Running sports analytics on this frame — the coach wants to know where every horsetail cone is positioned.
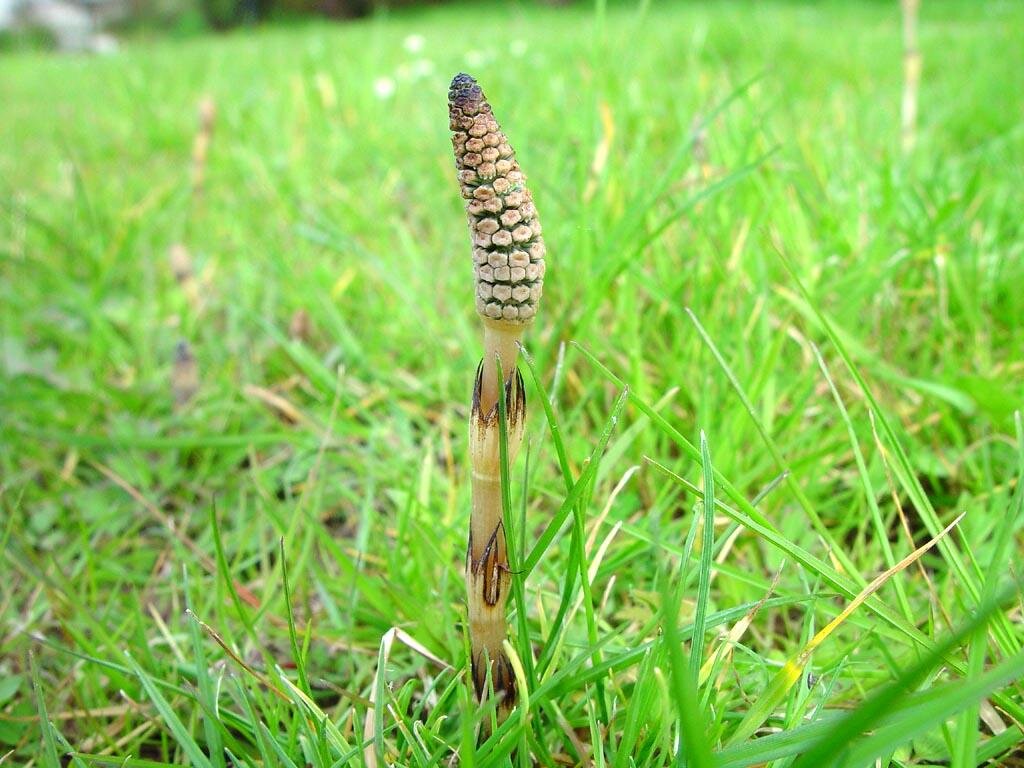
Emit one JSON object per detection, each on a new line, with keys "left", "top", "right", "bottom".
{"left": 449, "top": 74, "right": 546, "bottom": 326}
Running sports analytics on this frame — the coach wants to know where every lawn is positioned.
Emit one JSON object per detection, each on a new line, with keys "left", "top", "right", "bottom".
{"left": 2, "top": 0, "right": 1024, "bottom": 765}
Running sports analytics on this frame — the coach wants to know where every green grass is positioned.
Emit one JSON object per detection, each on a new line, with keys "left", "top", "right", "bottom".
{"left": 2, "top": 0, "right": 1024, "bottom": 765}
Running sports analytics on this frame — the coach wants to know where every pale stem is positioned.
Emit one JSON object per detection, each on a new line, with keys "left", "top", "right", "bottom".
{"left": 467, "top": 319, "right": 527, "bottom": 712}
{"left": 480, "top": 321, "right": 523, "bottom": 416}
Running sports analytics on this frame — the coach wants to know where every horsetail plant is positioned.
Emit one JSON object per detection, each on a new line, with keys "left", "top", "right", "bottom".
{"left": 448, "top": 73, "right": 546, "bottom": 714}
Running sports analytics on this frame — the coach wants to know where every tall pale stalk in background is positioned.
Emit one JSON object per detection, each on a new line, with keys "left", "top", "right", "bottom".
{"left": 900, "top": 0, "right": 921, "bottom": 153}
{"left": 191, "top": 96, "right": 216, "bottom": 196}
{"left": 448, "top": 73, "right": 546, "bottom": 713}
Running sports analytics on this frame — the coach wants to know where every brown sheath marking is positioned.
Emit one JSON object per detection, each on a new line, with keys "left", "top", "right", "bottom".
{"left": 468, "top": 521, "right": 508, "bottom": 606}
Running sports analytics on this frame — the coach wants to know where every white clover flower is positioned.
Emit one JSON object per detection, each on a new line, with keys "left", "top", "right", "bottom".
{"left": 403, "top": 34, "right": 425, "bottom": 54}
{"left": 373, "top": 76, "right": 396, "bottom": 100}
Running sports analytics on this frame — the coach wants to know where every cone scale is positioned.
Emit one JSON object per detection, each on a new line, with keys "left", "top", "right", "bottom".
{"left": 449, "top": 73, "right": 546, "bottom": 713}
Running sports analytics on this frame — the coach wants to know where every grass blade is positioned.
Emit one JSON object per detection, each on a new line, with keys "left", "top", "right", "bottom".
{"left": 123, "top": 651, "right": 215, "bottom": 768}
{"left": 279, "top": 538, "right": 311, "bottom": 697}
{"left": 689, "top": 431, "right": 715, "bottom": 685}
{"left": 30, "top": 651, "right": 62, "bottom": 768}
{"left": 183, "top": 566, "right": 227, "bottom": 768}
{"left": 662, "top": 575, "right": 714, "bottom": 767}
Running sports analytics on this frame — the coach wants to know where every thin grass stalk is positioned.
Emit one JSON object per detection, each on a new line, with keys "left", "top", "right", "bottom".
{"left": 448, "top": 73, "right": 546, "bottom": 715}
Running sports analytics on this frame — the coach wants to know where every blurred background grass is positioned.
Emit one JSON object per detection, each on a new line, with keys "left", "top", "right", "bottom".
{"left": 2, "top": 0, "right": 1024, "bottom": 764}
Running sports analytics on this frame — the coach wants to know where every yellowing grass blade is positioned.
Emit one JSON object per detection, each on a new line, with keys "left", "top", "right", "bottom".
{"left": 502, "top": 640, "right": 530, "bottom": 717}
{"left": 727, "top": 511, "right": 966, "bottom": 745}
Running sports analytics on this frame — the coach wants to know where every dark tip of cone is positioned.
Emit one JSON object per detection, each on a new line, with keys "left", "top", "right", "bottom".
{"left": 449, "top": 72, "right": 482, "bottom": 107}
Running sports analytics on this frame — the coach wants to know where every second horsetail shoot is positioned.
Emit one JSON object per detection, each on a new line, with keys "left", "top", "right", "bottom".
{"left": 448, "top": 72, "right": 546, "bottom": 713}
